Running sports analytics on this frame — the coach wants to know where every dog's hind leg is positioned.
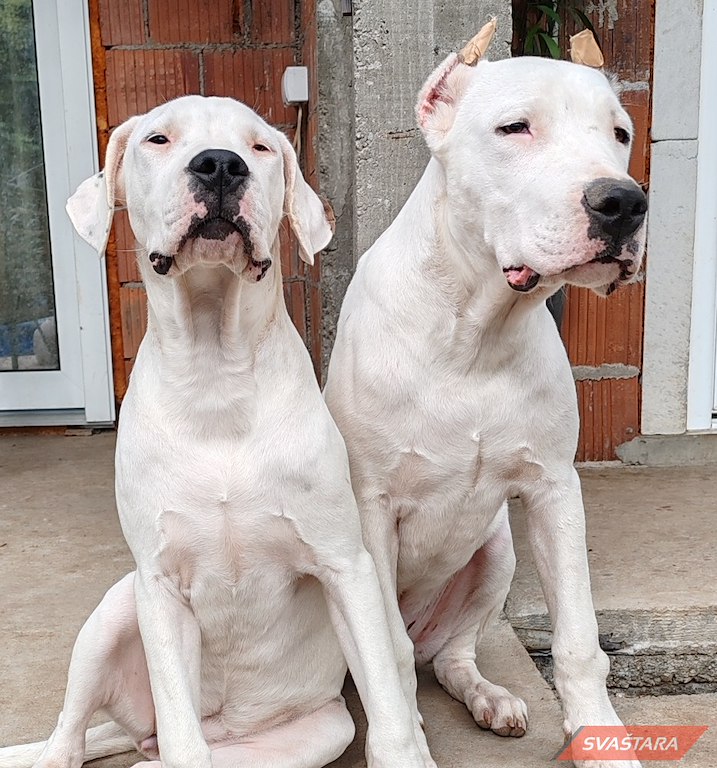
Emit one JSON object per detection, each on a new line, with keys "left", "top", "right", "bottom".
{"left": 407, "top": 505, "right": 528, "bottom": 737}
{"left": 29, "top": 572, "right": 154, "bottom": 768}
{"left": 129, "top": 699, "right": 355, "bottom": 768}
{"left": 0, "top": 723, "right": 134, "bottom": 768}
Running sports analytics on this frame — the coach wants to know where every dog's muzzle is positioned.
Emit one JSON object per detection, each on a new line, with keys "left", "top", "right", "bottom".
{"left": 184, "top": 148, "right": 251, "bottom": 242}
{"left": 503, "top": 179, "right": 647, "bottom": 294}
{"left": 149, "top": 150, "right": 254, "bottom": 276}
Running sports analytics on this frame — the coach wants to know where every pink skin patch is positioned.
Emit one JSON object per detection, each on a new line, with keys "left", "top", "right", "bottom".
{"left": 401, "top": 544, "right": 494, "bottom": 665}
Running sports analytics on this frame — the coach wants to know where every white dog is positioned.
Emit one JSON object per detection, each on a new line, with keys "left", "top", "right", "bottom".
{"left": 324, "top": 54, "right": 647, "bottom": 768}
{"left": 0, "top": 97, "right": 434, "bottom": 768}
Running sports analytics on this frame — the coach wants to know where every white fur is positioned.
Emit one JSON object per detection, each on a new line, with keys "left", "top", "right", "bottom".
{"left": 325, "top": 56, "right": 647, "bottom": 768}
{"left": 0, "top": 96, "right": 433, "bottom": 768}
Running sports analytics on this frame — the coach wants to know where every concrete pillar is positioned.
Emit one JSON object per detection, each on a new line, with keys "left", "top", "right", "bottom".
{"left": 352, "top": 0, "right": 512, "bottom": 257}
{"left": 318, "top": 0, "right": 512, "bottom": 373}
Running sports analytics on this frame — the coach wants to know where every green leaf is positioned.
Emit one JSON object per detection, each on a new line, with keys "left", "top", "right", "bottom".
{"left": 525, "top": 27, "right": 538, "bottom": 54}
{"left": 569, "top": 7, "right": 599, "bottom": 36}
{"left": 539, "top": 31, "right": 562, "bottom": 58}
{"left": 524, "top": 21, "right": 543, "bottom": 54}
{"left": 536, "top": 4, "right": 562, "bottom": 24}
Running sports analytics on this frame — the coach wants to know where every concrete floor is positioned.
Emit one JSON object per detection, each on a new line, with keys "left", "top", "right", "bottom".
{"left": 509, "top": 463, "right": 717, "bottom": 616}
{"left": 0, "top": 434, "right": 714, "bottom": 767}
{"left": 507, "top": 464, "right": 717, "bottom": 696}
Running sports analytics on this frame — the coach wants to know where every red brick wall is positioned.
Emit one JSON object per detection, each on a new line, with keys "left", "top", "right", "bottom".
{"left": 89, "top": 0, "right": 321, "bottom": 403}
{"left": 558, "top": 0, "right": 653, "bottom": 461}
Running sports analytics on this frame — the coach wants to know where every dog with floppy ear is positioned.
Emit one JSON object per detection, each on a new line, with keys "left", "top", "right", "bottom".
{"left": 0, "top": 95, "right": 435, "bottom": 768}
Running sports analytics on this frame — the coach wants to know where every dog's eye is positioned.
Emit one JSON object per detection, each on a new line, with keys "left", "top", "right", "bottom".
{"left": 253, "top": 143, "right": 271, "bottom": 152}
{"left": 498, "top": 122, "right": 530, "bottom": 135}
{"left": 147, "top": 134, "right": 169, "bottom": 145}
{"left": 614, "top": 127, "right": 631, "bottom": 145}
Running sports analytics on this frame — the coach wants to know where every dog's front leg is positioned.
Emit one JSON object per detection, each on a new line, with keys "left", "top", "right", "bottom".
{"left": 134, "top": 569, "right": 210, "bottom": 768}
{"left": 320, "top": 549, "right": 434, "bottom": 768}
{"left": 356, "top": 497, "right": 425, "bottom": 728}
{"left": 522, "top": 467, "right": 642, "bottom": 768}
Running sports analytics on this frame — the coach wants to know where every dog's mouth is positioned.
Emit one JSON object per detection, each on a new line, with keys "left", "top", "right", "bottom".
{"left": 149, "top": 215, "right": 254, "bottom": 276}
{"left": 503, "top": 252, "right": 637, "bottom": 295}
{"left": 503, "top": 265, "right": 541, "bottom": 292}
{"left": 185, "top": 215, "right": 243, "bottom": 243}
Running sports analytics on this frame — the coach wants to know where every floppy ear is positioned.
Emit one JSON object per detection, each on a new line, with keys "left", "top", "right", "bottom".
{"left": 416, "top": 21, "right": 496, "bottom": 151}
{"left": 66, "top": 116, "right": 140, "bottom": 254}
{"left": 278, "top": 132, "right": 334, "bottom": 266}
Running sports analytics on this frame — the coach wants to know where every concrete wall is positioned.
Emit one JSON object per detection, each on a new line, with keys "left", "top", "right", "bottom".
{"left": 317, "top": 0, "right": 355, "bottom": 378}
{"left": 318, "top": 0, "right": 512, "bottom": 375}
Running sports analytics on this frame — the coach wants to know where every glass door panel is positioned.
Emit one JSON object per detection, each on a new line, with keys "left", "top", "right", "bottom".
{"left": 0, "top": 0, "right": 59, "bottom": 372}
{"left": 0, "top": 0, "right": 114, "bottom": 424}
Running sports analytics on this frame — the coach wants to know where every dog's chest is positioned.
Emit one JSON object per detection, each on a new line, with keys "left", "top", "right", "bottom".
{"left": 156, "top": 492, "right": 345, "bottom": 732}
{"left": 384, "top": 381, "right": 547, "bottom": 589}
{"left": 153, "top": 449, "right": 301, "bottom": 587}
{"left": 386, "top": 381, "right": 544, "bottom": 507}
{"left": 156, "top": 494, "right": 297, "bottom": 592}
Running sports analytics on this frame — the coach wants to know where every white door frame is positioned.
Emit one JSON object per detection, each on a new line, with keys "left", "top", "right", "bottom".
{"left": 686, "top": 0, "right": 717, "bottom": 431}
{"left": 0, "top": 0, "right": 114, "bottom": 426}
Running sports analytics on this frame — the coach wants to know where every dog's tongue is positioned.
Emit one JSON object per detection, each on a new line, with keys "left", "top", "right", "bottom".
{"left": 503, "top": 265, "right": 540, "bottom": 291}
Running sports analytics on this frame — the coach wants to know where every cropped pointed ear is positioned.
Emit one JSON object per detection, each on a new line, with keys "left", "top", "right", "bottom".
{"left": 278, "top": 132, "right": 334, "bottom": 266}
{"left": 416, "top": 54, "right": 475, "bottom": 150}
{"left": 66, "top": 116, "right": 140, "bottom": 254}
{"left": 416, "top": 21, "right": 496, "bottom": 151}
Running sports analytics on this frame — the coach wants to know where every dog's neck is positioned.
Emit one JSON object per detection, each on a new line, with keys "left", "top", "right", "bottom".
{"left": 137, "top": 243, "right": 283, "bottom": 434}
{"left": 395, "top": 158, "right": 556, "bottom": 369}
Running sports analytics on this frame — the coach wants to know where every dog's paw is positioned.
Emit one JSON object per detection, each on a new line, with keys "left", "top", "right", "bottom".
{"left": 467, "top": 682, "right": 528, "bottom": 737}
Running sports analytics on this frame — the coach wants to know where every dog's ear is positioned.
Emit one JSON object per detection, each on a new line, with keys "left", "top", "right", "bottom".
{"left": 416, "top": 22, "right": 496, "bottom": 150}
{"left": 416, "top": 55, "right": 476, "bottom": 149}
{"left": 66, "top": 116, "right": 140, "bottom": 254}
{"left": 278, "top": 132, "right": 334, "bottom": 266}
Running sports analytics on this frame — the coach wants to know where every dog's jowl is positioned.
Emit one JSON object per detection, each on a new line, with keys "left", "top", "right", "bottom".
{"left": 325, "top": 55, "right": 647, "bottom": 768}
{"left": 0, "top": 97, "right": 434, "bottom": 768}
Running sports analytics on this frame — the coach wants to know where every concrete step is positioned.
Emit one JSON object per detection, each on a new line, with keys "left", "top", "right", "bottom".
{"left": 610, "top": 692, "right": 717, "bottom": 767}
{"left": 506, "top": 464, "right": 717, "bottom": 694}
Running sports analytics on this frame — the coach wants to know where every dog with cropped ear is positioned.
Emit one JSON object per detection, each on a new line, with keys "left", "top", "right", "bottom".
{"left": 325, "top": 25, "right": 647, "bottom": 768}
{"left": 0, "top": 96, "right": 436, "bottom": 768}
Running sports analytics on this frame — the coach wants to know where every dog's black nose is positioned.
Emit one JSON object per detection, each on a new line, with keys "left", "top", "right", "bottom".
{"left": 583, "top": 178, "right": 647, "bottom": 241}
{"left": 187, "top": 149, "right": 249, "bottom": 194}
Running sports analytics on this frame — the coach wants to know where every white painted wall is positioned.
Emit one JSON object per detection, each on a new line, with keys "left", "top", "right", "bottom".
{"left": 642, "top": 0, "right": 706, "bottom": 435}
{"left": 686, "top": 0, "right": 717, "bottom": 430}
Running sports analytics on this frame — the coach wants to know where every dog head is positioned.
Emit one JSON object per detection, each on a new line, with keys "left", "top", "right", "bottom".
{"left": 417, "top": 54, "right": 647, "bottom": 296}
{"left": 67, "top": 96, "right": 333, "bottom": 280}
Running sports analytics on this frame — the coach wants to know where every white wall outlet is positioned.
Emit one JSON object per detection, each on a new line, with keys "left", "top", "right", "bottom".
{"left": 282, "top": 66, "right": 309, "bottom": 106}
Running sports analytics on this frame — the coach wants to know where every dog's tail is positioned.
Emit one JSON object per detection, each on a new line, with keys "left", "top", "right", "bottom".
{"left": 0, "top": 722, "right": 136, "bottom": 768}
